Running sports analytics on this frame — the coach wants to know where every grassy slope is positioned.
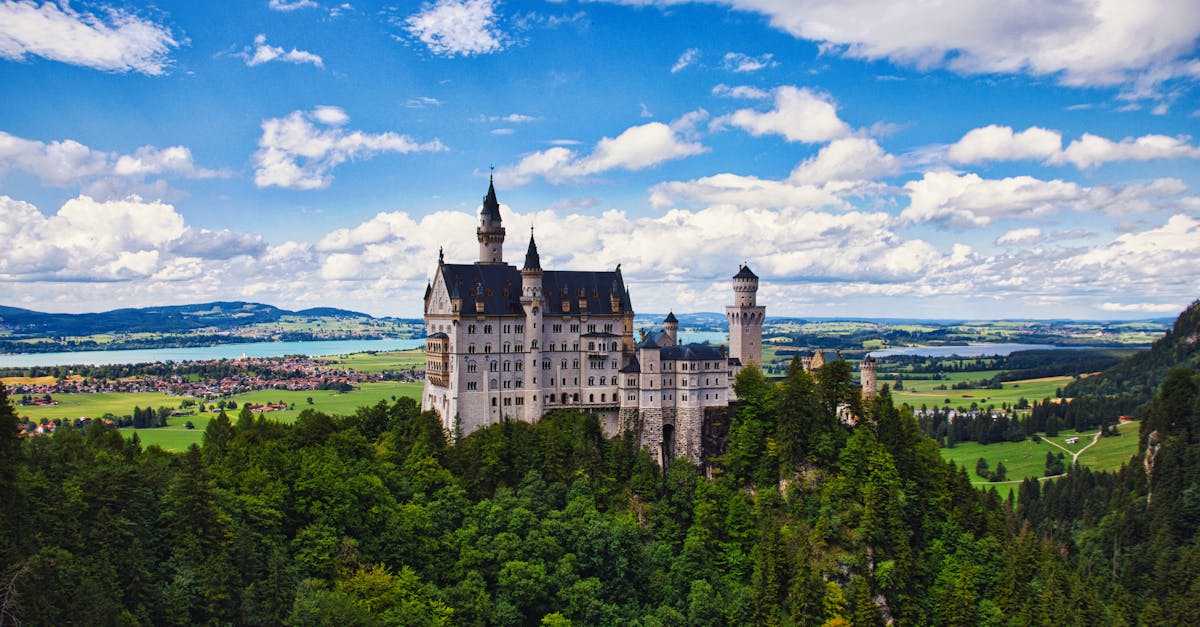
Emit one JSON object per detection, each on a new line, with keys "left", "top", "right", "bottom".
{"left": 939, "top": 420, "right": 1141, "bottom": 499}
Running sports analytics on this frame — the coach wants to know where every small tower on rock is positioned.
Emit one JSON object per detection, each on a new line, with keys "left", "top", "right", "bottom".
{"left": 861, "top": 355, "right": 878, "bottom": 400}
{"left": 726, "top": 264, "right": 765, "bottom": 366}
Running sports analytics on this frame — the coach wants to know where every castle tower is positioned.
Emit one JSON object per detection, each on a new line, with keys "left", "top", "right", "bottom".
{"left": 861, "top": 355, "right": 878, "bottom": 400}
{"left": 726, "top": 264, "right": 765, "bottom": 366}
{"left": 663, "top": 311, "right": 678, "bottom": 347}
{"left": 476, "top": 176, "right": 505, "bottom": 264}
{"left": 520, "top": 229, "right": 544, "bottom": 420}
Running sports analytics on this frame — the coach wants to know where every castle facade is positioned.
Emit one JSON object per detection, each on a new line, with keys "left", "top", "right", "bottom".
{"left": 422, "top": 180, "right": 762, "bottom": 464}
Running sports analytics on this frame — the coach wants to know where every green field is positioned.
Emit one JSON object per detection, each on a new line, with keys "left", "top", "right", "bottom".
{"left": 939, "top": 420, "right": 1142, "bottom": 499}
{"left": 891, "top": 372, "right": 1073, "bottom": 409}
{"left": 322, "top": 349, "right": 425, "bottom": 373}
{"left": 16, "top": 381, "right": 424, "bottom": 451}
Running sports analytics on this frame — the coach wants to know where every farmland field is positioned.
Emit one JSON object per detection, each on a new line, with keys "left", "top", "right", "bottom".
{"left": 891, "top": 373, "right": 1074, "bottom": 409}
{"left": 323, "top": 349, "right": 425, "bottom": 373}
{"left": 15, "top": 381, "right": 424, "bottom": 451}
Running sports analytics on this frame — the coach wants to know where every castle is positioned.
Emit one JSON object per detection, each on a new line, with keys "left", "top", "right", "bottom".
{"left": 422, "top": 179, "right": 764, "bottom": 464}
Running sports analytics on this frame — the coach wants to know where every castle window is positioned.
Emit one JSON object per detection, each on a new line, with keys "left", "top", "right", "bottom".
{"left": 492, "top": 398, "right": 497, "bottom": 406}
{"left": 589, "top": 394, "right": 594, "bottom": 402}
{"left": 542, "top": 361, "right": 550, "bottom": 370}
{"left": 611, "top": 343, "right": 618, "bottom": 351}
{"left": 484, "top": 324, "right": 492, "bottom": 333}
{"left": 572, "top": 359, "right": 580, "bottom": 369}
{"left": 490, "top": 361, "right": 498, "bottom": 372}
{"left": 553, "top": 324, "right": 562, "bottom": 333}
{"left": 561, "top": 360, "right": 567, "bottom": 369}
{"left": 516, "top": 380, "right": 523, "bottom": 388}
{"left": 588, "top": 341, "right": 595, "bottom": 351}
{"left": 570, "top": 324, "right": 580, "bottom": 333}
{"left": 503, "top": 381, "right": 510, "bottom": 389}
{"left": 601, "top": 393, "right": 606, "bottom": 402}
{"left": 561, "top": 393, "right": 568, "bottom": 403}
{"left": 573, "top": 343, "right": 579, "bottom": 351}
{"left": 467, "top": 363, "right": 477, "bottom": 374}
{"left": 515, "top": 324, "right": 524, "bottom": 332}
{"left": 515, "top": 361, "right": 523, "bottom": 371}
{"left": 604, "top": 323, "right": 613, "bottom": 332}
{"left": 588, "top": 376, "right": 595, "bottom": 386}
{"left": 484, "top": 344, "right": 492, "bottom": 354}
{"left": 503, "top": 361, "right": 511, "bottom": 371}
{"left": 572, "top": 394, "right": 579, "bottom": 402}
{"left": 503, "top": 325, "right": 510, "bottom": 333}
{"left": 467, "top": 382, "right": 477, "bottom": 390}
{"left": 587, "top": 324, "right": 596, "bottom": 333}
{"left": 516, "top": 397, "right": 524, "bottom": 405}
{"left": 503, "top": 398, "right": 511, "bottom": 406}
{"left": 489, "top": 379, "right": 498, "bottom": 390}
{"left": 515, "top": 344, "right": 524, "bottom": 352}
{"left": 530, "top": 340, "right": 537, "bottom": 349}
{"left": 611, "top": 360, "right": 617, "bottom": 369}
{"left": 682, "top": 394, "right": 688, "bottom": 401}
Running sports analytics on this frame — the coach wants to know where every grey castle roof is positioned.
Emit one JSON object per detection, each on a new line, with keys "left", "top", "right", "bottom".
{"left": 661, "top": 344, "right": 727, "bottom": 361}
{"left": 482, "top": 177, "right": 501, "bottom": 220}
{"left": 664, "top": 311, "right": 678, "bottom": 324}
{"left": 619, "top": 356, "right": 641, "bottom": 373}
{"left": 436, "top": 263, "right": 633, "bottom": 317}
{"left": 522, "top": 231, "right": 541, "bottom": 271}
{"left": 427, "top": 332, "right": 449, "bottom": 339}
{"left": 733, "top": 264, "right": 758, "bottom": 280}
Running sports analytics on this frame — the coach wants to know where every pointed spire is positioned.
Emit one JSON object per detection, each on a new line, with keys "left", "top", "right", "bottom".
{"left": 482, "top": 173, "right": 501, "bottom": 220}
{"left": 438, "top": 246, "right": 444, "bottom": 264}
{"left": 664, "top": 311, "right": 678, "bottom": 324}
{"left": 522, "top": 226, "right": 541, "bottom": 271}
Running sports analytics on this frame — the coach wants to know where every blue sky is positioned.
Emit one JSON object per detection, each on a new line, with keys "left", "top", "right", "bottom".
{"left": 0, "top": 0, "right": 1198, "bottom": 319}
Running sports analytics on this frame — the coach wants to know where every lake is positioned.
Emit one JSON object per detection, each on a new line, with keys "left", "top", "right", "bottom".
{"left": 868, "top": 343, "right": 1097, "bottom": 358}
{"left": 1, "top": 331, "right": 731, "bottom": 368}
{"left": 0, "top": 338, "right": 426, "bottom": 368}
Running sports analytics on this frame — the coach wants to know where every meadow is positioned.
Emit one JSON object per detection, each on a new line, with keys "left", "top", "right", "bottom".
{"left": 939, "top": 420, "right": 1141, "bottom": 499}
{"left": 891, "top": 372, "right": 1072, "bottom": 409}
{"left": 14, "top": 381, "right": 424, "bottom": 451}
{"left": 321, "top": 349, "right": 425, "bottom": 373}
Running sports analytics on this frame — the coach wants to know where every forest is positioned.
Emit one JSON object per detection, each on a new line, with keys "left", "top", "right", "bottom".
{"left": 2, "top": 338, "right": 1199, "bottom": 625}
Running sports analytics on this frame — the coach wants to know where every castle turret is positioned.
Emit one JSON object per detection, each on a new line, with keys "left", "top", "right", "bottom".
{"left": 476, "top": 176, "right": 505, "bottom": 264}
{"left": 520, "top": 228, "right": 543, "bottom": 419}
{"left": 861, "top": 355, "right": 878, "bottom": 401}
{"left": 663, "top": 311, "right": 678, "bottom": 347}
{"left": 726, "top": 264, "right": 765, "bottom": 366}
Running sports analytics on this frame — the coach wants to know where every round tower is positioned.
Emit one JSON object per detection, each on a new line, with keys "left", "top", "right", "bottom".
{"left": 663, "top": 311, "right": 678, "bottom": 347}
{"left": 861, "top": 355, "right": 878, "bottom": 400}
{"left": 477, "top": 176, "right": 505, "bottom": 264}
{"left": 520, "top": 228, "right": 543, "bottom": 420}
{"left": 726, "top": 264, "right": 765, "bottom": 366}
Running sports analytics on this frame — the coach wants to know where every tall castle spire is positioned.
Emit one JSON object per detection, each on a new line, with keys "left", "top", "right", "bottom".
{"left": 476, "top": 173, "right": 506, "bottom": 264}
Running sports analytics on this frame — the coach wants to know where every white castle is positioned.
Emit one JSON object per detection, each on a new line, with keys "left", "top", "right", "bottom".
{"left": 421, "top": 179, "right": 764, "bottom": 464}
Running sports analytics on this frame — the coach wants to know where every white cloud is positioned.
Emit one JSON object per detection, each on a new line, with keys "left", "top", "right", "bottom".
{"left": 671, "top": 47, "right": 699, "bottom": 72}
{"left": 712, "top": 84, "right": 770, "bottom": 99}
{"left": 243, "top": 34, "right": 324, "bottom": 68}
{"left": 0, "top": 130, "right": 225, "bottom": 195}
{"left": 269, "top": 0, "right": 318, "bottom": 10}
{"left": 995, "top": 227, "right": 1043, "bottom": 247}
{"left": 0, "top": 0, "right": 178, "bottom": 75}
{"left": 723, "top": 51, "right": 777, "bottom": 72}
{"left": 716, "top": 85, "right": 851, "bottom": 143}
{"left": 788, "top": 137, "right": 901, "bottom": 184}
{"left": 902, "top": 172, "right": 1081, "bottom": 228}
{"left": 476, "top": 113, "right": 537, "bottom": 123}
{"left": 947, "top": 125, "right": 1062, "bottom": 164}
{"left": 496, "top": 114, "right": 708, "bottom": 186}
{"left": 902, "top": 171, "right": 1189, "bottom": 228}
{"left": 253, "top": 106, "right": 447, "bottom": 190}
{"left": 1053, "top": 133, "right": 1200, "bottom": 169}
{"left": 406, "top": 96, "right": 443, "bottom": 108}
{"left": 695, "top": 0, "right": 1200, "bottom": 96}
{"left": 649, "top": 173, "right": 847, "bottom": 210}
{"left": 404, "top": 0, "right": 505, "bottom": 57}
{"left": 1100, "top": 301, "right": 1185, "bottom": 313}
{"left": 1069, "top": 214, "right": 1200, "bottom": 287}
{"left": 946, "top": 125, "right": 1200, "bottom": 169}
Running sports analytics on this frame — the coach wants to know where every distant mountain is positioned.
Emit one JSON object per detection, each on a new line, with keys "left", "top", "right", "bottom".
{"left": 1065, "top": 299, "right": 1200, "bottom": 408}
{"left": 0, "top": 301, "right": 376, "bottom": 337}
